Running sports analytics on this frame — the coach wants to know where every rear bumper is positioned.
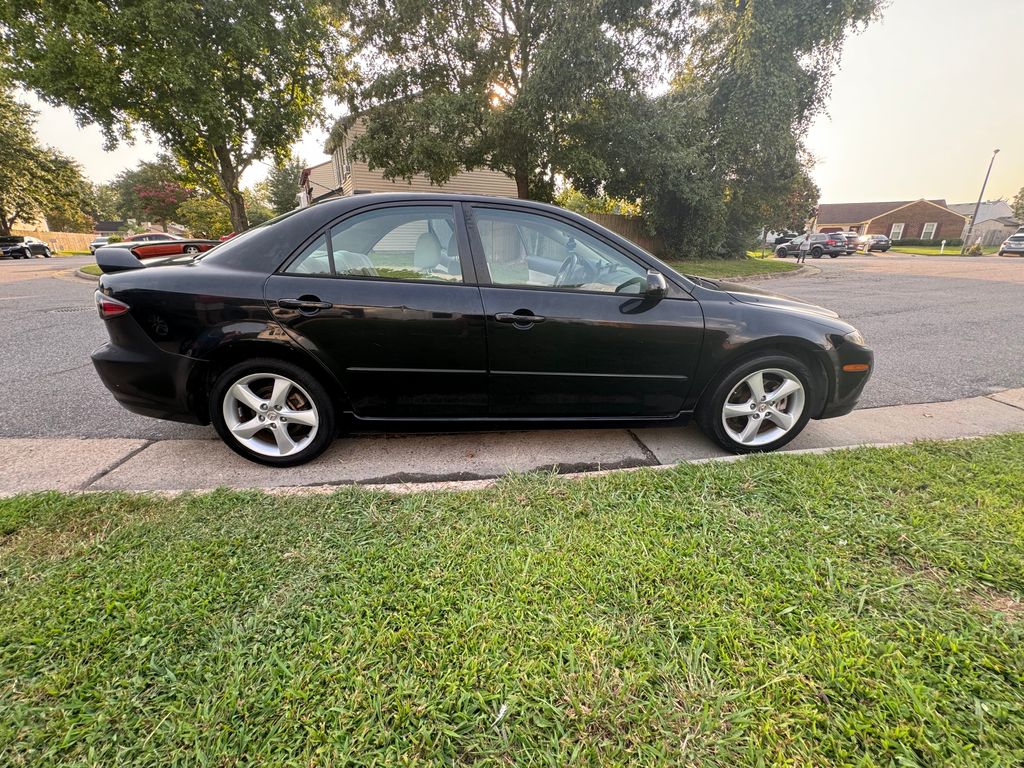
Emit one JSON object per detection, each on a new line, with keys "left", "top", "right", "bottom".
{"left": 92, "top": 338, "right": 207, "bottom": 424}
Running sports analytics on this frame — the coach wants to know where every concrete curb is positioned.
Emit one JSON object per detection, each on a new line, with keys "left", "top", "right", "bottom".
{"left": 74, "top": 268, "right": 99, "bottom": 282}
{"left": 2, "top": 388, "right": 1023, "bottom": 497}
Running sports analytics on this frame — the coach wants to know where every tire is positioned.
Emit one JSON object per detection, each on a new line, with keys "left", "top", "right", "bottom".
{"left": 42, "top": 249, "right": 51, "bottom": 258}
{"left": 184, "top": 245, "right": 200, "bottom": 256}
{"left": 775, "top": 247, "right": 787, "bottom": 259}
{"left": 829, "top": 253, "right": 839, "bottom": 258}
{"left": 811, "top": 247, "right": 823, "bottom": 259}
{"left": 696, "top": 353, "right": 816, "bottom": 454}
{"left": 210, "top": 357, "right": 336, "bottom": 467}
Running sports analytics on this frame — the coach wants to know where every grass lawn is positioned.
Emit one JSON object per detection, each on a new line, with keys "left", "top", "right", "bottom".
{"left": 665, "top": 254, "right": 799, "bottom": 279}
{"left": 892, "top": 245, "right": 1000, "bottom": 256}
{"left": 78, "top": 263, "right": 101, "bottom": 276}
{"left": 2, "top": 436, "right": 1023, "bottom": 765}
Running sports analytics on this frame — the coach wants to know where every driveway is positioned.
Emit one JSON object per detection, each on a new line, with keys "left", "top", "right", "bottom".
{"left": 2, "top": 253, "right": 1023, "bottom": 438}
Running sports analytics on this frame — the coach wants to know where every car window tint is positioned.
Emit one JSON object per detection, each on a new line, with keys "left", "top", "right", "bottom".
{"left": 473, "top": 208, "right": 647, "bottom": 294}
{"left": 285, "top": 234, "right": 333, "bottom": 275}
{"left": 330, "top": 206, "right": 462, "bottom": 282}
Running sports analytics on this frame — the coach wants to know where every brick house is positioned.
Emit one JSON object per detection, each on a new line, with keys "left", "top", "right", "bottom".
{"left": 812, "top": 199, "right": 967, "bottom": 242}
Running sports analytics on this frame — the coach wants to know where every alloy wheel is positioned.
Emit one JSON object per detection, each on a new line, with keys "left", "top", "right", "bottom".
{"left": 721, "top": 368, "right": 805, "bottom": 447}
{"left": 222, "top": 373, "right": 319, "bottom": 457}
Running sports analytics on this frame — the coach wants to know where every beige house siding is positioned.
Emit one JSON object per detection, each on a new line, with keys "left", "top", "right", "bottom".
{"left": 334, "top": 118, "right": 518, "bottom": 199}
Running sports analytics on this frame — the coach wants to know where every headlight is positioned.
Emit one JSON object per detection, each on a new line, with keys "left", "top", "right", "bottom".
{"left": 844, "top": 330, "right": 867, "bottom": 346}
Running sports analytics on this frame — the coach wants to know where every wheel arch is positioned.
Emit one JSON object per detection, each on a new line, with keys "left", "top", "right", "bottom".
{"left": 187, "top": 339, "right": 351, "bottom": 424}
{"left": 691, "top": 337, "right": 832, "bottom": 418}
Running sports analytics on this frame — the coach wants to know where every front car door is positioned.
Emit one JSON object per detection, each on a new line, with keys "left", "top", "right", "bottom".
{"left": 265, "top": 203, "right": 488, "bottom": 418}
{"left": 465, "top": 204, "right": 704, "bottom": 418}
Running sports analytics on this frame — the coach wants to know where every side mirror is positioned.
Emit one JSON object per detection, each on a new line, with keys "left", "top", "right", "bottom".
{"left": 645, "top": 269, "right": 668, "bottom": 298}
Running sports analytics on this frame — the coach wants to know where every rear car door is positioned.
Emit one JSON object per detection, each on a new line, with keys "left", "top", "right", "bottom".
{"left": 465, "top": 204, "right": 703, "bottom": 418}
{"left": 264, "top": 203, "right": 489, "bottom": 418}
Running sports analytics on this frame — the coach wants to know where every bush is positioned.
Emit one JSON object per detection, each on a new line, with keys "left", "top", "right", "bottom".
{"left": 106, "top": 235, "right": 122, "bottom": 244}
{"left": 892, "top": 238, "right": 962, "bottom": 247}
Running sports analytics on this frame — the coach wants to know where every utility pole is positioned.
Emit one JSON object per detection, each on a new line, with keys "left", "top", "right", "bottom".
{"left": 961, "top": 149, "right": 1000, "bottom": 254}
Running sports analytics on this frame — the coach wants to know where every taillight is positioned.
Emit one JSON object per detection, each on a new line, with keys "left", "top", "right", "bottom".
{"left": 827, "top": 239, "right": 837, "bottom": 245}
{"left": 95, "top": 290, "right": 130, "bottom": 319}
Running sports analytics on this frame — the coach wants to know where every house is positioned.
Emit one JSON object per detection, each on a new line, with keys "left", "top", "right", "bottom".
{"left": 93, "top": 220, "right": 128, "bottom": 235}
{"left": 297, "top": 160, "right": 339, "bottom": 207}
{"left": 298, "top": 116, "right": 518, "bottom": 207}
{"left": 811, "top": 199, "right": 966, "bottom": 242}
{"left": 948, "top": 200, "right": 1021, "bottom": 247}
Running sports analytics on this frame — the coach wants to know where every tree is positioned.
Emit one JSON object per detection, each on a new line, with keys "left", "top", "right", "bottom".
{"left": 600, "top": 0, "right": 879, "bottom": 256}
{"left": 176, "top": 197, "right": 233, "bottom": 240}
{"left": 266, "top": 155, "right": 306, "bottom": 215}
{"left": 42, "top": 155, "right": 94, "bottom": 231}
{"left": 89, "top": 183, "right": 122, "bottom": 222}
{"left": 0, "top": 89, "right": 90, "bottom": 235}
{"left": 176, "top": 187, "right": 273, "bottom": 239}
{"left": 1013, "top": 187, "right": 1024, "bottom": 222}
{"left": 335, "top": 0, "right": 681, "bottom": 199}
{"left": 110, "top": 157, "right": 192, "bottom": 230}
{"left": 2, "top": 0, "right": 342, "bottom": 233}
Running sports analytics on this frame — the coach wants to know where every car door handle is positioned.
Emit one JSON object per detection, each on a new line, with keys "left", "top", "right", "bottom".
{"left": 495, "top": 312, "right": 546, "bottom": 325}
{"left": 278, "top": 298, "right": 333, "bottom": 311}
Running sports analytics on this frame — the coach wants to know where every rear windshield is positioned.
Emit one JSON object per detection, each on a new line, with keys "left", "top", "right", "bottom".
{"left": 0, "top": 237, "right": 25, "bottom": 244}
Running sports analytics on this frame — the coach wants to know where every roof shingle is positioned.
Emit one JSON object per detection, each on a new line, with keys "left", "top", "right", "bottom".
{"left": 816, "top": 200, "right": 948, "bottom": 225}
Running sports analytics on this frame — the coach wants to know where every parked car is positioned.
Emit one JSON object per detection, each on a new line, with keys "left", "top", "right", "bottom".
{"left": 775, "top": 233, "right": 844, "bottom": 259}
{"left": 998, "top": 233, "right": 1024, "bottom": 256}
{"left": 771, "top": 231, "right": 800, "bottom": 246}
{"left": 92, "top": 194, "right": 873, "bottom": 467}
{"left": 0, "top": 235, "right": 52, "bottom": 259}
{"left": 863, "top": 234, "right": 891, "bottom": 252}
{"left": 95, "top": 238, "right": 219, "bottom": 260}
{"left": 123, "top": 232, "right": 183, "bottom": 243}
{"left": 833, "top": 232, "right": 860, "bottom": 255}
{"left": 89, "top": 236, "right": 112, "bottom": 254}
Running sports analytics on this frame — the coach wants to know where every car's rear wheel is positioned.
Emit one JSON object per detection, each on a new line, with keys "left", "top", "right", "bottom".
{"left": 697, "top": 354, "right": 815, "bottom": 454}
{"left": 184, "top": 245, "right": 200, "bottom": 255}
{"left": 210, "top": 358, "right": 335, "bottom": 467}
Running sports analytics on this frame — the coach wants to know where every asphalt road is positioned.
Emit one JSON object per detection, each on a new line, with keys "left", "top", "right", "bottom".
{"left": 1, "top": 253, "right": 1021, "bottom": 439}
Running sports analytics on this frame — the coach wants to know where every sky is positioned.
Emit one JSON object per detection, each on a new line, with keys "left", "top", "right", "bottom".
{"left": 22, "top": 0, "right": 1024, "bottom": 206}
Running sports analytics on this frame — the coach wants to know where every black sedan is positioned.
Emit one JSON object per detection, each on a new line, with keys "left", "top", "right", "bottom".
{"left": 91, "top": 194, "right": 873, "bottom": 466}
{"left": 1, "top": 235, "right": 52, "bottom": 258}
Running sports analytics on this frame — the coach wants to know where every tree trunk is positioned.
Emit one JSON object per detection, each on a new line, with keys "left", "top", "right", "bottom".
{"left": 514, "top": 168, "right": 530, "bottom": 199}
{"left": 0, "top": 217, "right": 11, "bottom": 236}
{"left": 212, "top": 143, "right": 250, "bottom": 233}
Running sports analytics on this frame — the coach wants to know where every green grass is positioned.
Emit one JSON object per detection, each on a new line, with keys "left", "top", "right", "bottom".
{"left": 57, "top": 250, "right": 92, "bottom": 256}
{"left": 2, "top": 436, "right": 1023, "bottom": 765}
{"left": 892, "top": 245, "right": 1000, "bottom": 256}
{"left": 78, "top": 263, "right": 101, "bottom": 276}
{"left": 666, "top": 254, "right": 799, "bottom": 279}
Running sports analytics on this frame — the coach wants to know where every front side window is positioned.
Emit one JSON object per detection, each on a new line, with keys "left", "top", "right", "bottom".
{"left": 473, "top": 208, "right": 648, "bottom": 294}
{"left": 285, "top": 206, "right": 463, "bottom": 283}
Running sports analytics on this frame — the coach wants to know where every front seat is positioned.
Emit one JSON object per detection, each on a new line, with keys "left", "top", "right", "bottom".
{"left": 334, "top": 249, "right": 377, "bottom": 277}
{"left": 414, "top": 232, "right": 442, "bottom": 274}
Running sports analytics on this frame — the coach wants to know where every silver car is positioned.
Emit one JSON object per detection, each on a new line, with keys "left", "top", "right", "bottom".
{"left": 998, "top": 233, "right": 1024, "bottom": 256}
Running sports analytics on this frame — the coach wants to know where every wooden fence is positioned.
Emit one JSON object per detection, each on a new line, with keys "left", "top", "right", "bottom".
{"left": 12, "top": 229, "right": 95, "bottom": 253}
{"left": 581, "top": 213, "right": 665, "bottom": 256}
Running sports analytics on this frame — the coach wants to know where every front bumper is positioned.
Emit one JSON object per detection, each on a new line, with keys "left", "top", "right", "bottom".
{"left": 91, "top": 319, "right": 207, "bottom": 424}
{"left": 818, "top": 343, "right": 874, "bottom": 419}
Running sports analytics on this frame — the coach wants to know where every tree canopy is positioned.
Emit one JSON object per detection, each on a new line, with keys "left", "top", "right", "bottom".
{"left": 0, "top": 89, "right": 91, "bottom": 235}
{"left": 336, "top": 0, "right": 682, "bottom": 199}
{"left": 1, "top": 0, "right": 343, "bottom": 233}
{"left": 266, "top": 155, "right": 307, "bottom": 216}
{"left": 110, "top": 157, "right": 193, "bottom": 231}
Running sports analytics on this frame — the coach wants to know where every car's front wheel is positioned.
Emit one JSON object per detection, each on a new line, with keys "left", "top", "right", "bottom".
{"left": 210, "top": 358, "right": 336, "bottom": 467}
{"left": 775, "top": 247, "right": 788, "bottom": 258}
{"left": 697, "top": 354, "right": 815, "bottom": 454}
{"left": 811, "top": 247, "right": 823, "bottom": 259}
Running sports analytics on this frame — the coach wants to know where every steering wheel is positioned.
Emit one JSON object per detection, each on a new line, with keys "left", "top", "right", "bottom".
{"left": 554, "top": 252, "right": 583, "bottom": 287}
{"left": 614, "top": 276, "right": 645, "bottom": 294}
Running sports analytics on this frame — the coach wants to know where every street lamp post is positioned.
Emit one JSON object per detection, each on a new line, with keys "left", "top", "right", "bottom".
{"left": 961, "top": 149, "right": 1000, "bottom": 254}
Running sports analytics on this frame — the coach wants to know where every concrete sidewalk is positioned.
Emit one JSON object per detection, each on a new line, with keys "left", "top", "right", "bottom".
{"left": 2, "top": 389, "right": 1023, "bottom": 495}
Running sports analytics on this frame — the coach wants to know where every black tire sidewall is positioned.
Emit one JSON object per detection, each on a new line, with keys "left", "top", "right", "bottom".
{"left": 210, "top": 358, "right": 336, "bottom": 467}
{"left": 697, "top": 354, "right": 816, "bottom": 454}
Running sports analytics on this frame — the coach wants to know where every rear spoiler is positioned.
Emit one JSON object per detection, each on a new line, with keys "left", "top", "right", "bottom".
{"left": 95, "top": 245, "right": 145, "bottom": 274}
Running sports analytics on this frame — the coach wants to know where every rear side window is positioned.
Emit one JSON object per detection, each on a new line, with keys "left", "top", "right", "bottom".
{"left": 285, "top": 206, "right": 463, "bottom": 283}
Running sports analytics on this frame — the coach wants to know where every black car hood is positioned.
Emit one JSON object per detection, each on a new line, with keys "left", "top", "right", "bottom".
{"left": 712, "top": 279, "right": 840, "bottom": 319}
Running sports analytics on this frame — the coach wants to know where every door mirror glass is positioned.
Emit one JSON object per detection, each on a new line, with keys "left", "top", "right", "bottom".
{"left": 645, "top": 269, "right": 668, "bottom": 298}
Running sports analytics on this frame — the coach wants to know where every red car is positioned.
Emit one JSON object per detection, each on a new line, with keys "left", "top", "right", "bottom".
{"left": 98, "top": 238, "right": 220, "bottom": 261}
